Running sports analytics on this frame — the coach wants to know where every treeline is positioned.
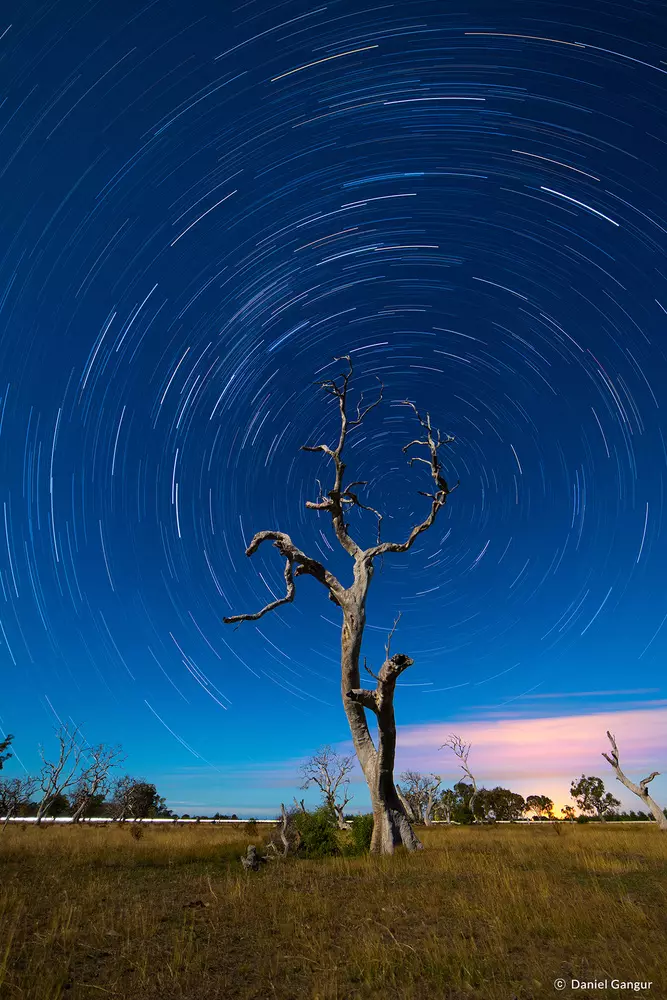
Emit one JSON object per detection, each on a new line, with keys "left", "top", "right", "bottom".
{"left": 0, "top": 727, "right": 174, "bottom": 823}
{"left": 2, "top": 730, "right": 665, "bottom": 827}
{"left": 399, "top": 771, "right": 667, "bottom": 824}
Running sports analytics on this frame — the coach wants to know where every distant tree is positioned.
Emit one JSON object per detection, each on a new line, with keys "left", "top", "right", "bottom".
{"left": 434, "top": 787, "right": 458, "bottom": 824}
{"left": 300, "top": 745, "right": 354, "bottom": 830}
{"left": 570, "top": 775, "right": 620, "bottom": 820}
{"left": 0, "top": 775, "right": 37, "bottom": 828}
{"left": 48, "top": 792, "right": 71, "bottom": 817}
{"left": 452, "top": 781, "right": 476, "bottom": 824}
{"left": 0, "top": 734, "right": 13, "bottom": 770}
{"left": 110, "top": 777, "right": 168, "bottom": 820}
{"left": 440, "top": 735, "right": 478, "bottom": 820}
{"left": 561, "top": 805, "right": 576, "bottom": 822}
{"left": 71, "top": 743, "right": 125, "bottom": 822}
{"left": 525, "top": 794, "right": 554, "bottom": 819}
{"left": 397, "top": 771, "right": 442, "bottom": 825}
{"left": 475, "top": 787, "right": 525, "bottom": 822}
{"left": 36, "top": 724, "right": 88, "bottom": 824}
{"left": 601, "top": 731, "right": 667, "bottom": 831}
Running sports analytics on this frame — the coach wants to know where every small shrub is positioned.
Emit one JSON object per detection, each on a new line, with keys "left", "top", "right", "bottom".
{"left": 244, "top": 818, "right": 258, "bottom": 835}
{"left": 349, "top": 814, "right": 374, "bottom": 854}
{"left": 576, "top": 815, "right": 591, "bottom": 824}
{"left": 292, "top": 807, "right": 340, "bottom": 858}
{"left": 129, "top": 824, "right": 144, "bottom": 840}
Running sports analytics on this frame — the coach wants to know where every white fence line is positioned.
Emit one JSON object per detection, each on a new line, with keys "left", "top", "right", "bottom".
{"left": 0, "top": 816, "right": 655, "bottom": 825}
{"left": 0, "top": 816, "right": 277, "bottom": 824}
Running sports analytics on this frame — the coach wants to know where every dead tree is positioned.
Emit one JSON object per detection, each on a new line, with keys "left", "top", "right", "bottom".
{"left": 71, "top": 743, "right": 125, "bottom": 822}
{"left": 395, "top": 783, "right": 419, "bottom": 823}
{"left": 602, "top": 731, "right": 667, "bottom": 830}
{"left": 36, "top": 723, "right": 87, "bottom": 823}
{"left": 440, "top": 734, "right": 479, "bottom": 821}
{"left": 224, "top": 356, "right": 458, "bottom": 854}
{"left": 398, "top": 771, "right": 442, "bottom": 825}
{"left": 300, "top": 744, "right": 354, "bottom": 829}
{"left": 0, "top": 776, "right": 37, "bottom": 830}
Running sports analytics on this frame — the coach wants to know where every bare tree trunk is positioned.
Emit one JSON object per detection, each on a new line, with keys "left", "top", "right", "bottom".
{"left": 603, "top": 732, "right": 667, "bottom": 830}
{"left": 71, "top": 800, "right": 87, "bottom": 823}
{"left": 396, "top": 784, "right": 418, "bottom": 823}
{"left": 369, "top": 717, "right": 423, "bottom": 854}
{"left": 343, "top": 603, "right": 423, "bottom": 854}
{"left": 334, "top": 804, "right": 350, "bottom": 830}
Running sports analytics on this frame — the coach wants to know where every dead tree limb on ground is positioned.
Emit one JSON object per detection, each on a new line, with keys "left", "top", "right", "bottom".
{"left": 224, "top": 356, "right": 458, "bottom": 854}
{"left": 602, "top": 731, "right": 667, "bottom": 830}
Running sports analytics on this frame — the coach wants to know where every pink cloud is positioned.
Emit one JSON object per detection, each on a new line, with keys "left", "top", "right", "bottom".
{"left": 388, "top": 704, "right": 667, "bottom": 813}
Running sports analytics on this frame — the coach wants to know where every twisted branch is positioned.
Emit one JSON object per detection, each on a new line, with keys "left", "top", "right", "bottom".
{"left": 223, "top": 531, "right": 345, "bottom": 625}
{"left": 366, "top": 401, "right": 457, "bottom": 559}
{"left": 302, "top": 356, "right": 384, "bottom": 555}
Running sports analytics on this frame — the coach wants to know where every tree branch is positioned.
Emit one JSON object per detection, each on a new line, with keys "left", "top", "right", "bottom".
{"left": 346, "top": 688, "right": 379, "bottom": 714}
{"left": 302, "top": 356, "right": 384, "bottom": 557}
{"left": 366, "top": 401, "right": 457, "bottom": 559}
{"left": 223, "top": 531, "right": 345, "bottom": 625}
{"left": 347, "top": 652, "right": 414, "bottom": 717}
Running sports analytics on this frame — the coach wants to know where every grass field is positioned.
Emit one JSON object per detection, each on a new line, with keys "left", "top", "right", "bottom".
{"left": 1, "top": 821, "right": 665, "bottom": 1000}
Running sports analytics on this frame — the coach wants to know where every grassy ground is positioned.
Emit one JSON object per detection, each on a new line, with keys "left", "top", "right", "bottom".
{"left": 1, "top": 821, "right": 665, "bottom": 1000}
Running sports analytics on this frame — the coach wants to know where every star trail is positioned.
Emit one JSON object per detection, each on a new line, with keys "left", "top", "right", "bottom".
{"left": 1, "top": 0, "right": 665, "bottom": 812}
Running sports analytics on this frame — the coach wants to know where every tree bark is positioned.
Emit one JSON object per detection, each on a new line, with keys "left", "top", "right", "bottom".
{"left": 343, "top": 596, "right": 423, "bottom": 854}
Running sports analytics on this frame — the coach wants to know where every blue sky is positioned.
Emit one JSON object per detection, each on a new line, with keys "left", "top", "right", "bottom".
{"left": 1, "top": 0, "right": 666, "bottom": 817}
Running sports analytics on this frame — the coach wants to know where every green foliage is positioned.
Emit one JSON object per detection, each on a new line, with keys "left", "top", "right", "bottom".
{"left": 570, "top": 775, "right": 620, "bottom": 819}
{"left": 292, "top": 806, "right": 340, "bottom": 858}
{"left": 525, "top": 794, "right": 554, "bottom": 818}
{"left": 0, "top": 733, "right": 13, "bottom": 770}
{"left": 475, "top": 787, "right": 526, "bottom": 822}
{"left": 349, "top": 813, "right": 374, "bottom": 853}
{"left": 452, "top": 803, "right": 475, "bottom": 824}
{"left": 576, "top": 814, "right": 591, "bottom": 824}
{"left": 47, "top": 793, "right": 71, "bottom": 817}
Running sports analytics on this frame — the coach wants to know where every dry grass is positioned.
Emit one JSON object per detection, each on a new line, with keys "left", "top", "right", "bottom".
{"left": 1, "top": 821, "right": 665, "bottom": 999}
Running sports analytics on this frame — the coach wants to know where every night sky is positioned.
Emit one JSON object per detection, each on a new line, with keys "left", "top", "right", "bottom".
{"left": 1, "top": 0, "right": 666, "bottom": 816}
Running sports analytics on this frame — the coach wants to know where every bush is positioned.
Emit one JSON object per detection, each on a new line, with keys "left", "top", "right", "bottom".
{"left": 244, "top": 818, "right": 258, "bottom": 835}
{"left": 576, "top": 815, "right": 590, "bottom": 824}
{"left": 292, "top": 806, "right": 340, "bottom": 858}
{"left": 349, "top": 814, "right": 374, "bottom": 854}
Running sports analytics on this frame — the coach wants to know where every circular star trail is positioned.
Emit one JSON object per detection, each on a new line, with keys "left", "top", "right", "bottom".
{"left": 0, "top": 0, "right": 666, "bottom": 771}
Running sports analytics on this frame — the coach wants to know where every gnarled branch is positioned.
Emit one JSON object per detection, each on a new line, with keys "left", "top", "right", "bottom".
{"left": 347, "top": 652, "right": 414, "bottom": 716}
{"left": 223, "top": 530, "right": 345, "bottom": 625}
{"left": 302, "top": 356, "right": 384, "bottom": 556}
{"left": 366, "top": 401, "right": 457, "bottom": 559}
